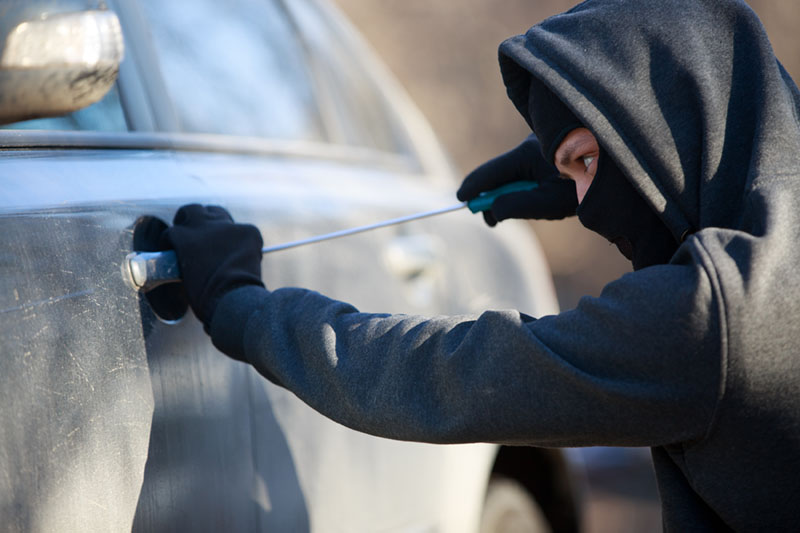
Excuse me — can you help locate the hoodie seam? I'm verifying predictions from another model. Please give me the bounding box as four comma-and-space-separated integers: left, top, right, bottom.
686, 239, 730, 447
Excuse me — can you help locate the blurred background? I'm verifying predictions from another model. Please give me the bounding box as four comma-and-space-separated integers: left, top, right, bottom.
331, 1, 800, 531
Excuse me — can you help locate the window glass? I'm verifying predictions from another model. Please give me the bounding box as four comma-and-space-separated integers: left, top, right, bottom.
0, 84, 127, 131
138, 0, 326, 142
286, 0, 408, 154
137, 0, 410, 155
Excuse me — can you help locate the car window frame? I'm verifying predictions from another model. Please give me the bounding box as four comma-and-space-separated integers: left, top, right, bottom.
0, 0, 442, 178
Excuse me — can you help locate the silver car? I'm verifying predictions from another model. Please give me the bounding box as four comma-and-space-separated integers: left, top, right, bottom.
0, 0, 581, 531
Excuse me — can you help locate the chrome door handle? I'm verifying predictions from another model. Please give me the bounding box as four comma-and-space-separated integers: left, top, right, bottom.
382, 235, 441, 279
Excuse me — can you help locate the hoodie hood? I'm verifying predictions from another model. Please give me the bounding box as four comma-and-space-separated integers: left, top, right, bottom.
498, 0, 800, 242
526, 75, 583, 163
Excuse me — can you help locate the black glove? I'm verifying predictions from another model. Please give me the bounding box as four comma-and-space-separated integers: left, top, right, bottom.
457, 135, 578, 226
161, 204, 264, 330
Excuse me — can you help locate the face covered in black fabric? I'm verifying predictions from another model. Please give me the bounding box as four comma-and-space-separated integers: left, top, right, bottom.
576, 147, 680, 270
527, 78, 679, 270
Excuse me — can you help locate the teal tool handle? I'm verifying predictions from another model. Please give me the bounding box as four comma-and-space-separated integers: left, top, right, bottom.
466, 181, 539, 213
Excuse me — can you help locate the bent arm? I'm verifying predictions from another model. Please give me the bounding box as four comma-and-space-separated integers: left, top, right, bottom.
210, 257, 722, 448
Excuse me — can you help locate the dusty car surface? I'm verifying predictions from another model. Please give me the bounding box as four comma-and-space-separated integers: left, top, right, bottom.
0, 0, 581, 531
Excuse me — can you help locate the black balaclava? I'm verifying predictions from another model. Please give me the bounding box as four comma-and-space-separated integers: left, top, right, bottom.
577, 147, 679, 270
527, 77, 679, 270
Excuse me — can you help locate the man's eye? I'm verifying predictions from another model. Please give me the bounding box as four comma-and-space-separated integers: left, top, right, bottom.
582, 156, 595, 170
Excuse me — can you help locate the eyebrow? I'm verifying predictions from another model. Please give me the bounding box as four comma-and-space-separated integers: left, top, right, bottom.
557, 145, 578, 169
556, 135, 596, 169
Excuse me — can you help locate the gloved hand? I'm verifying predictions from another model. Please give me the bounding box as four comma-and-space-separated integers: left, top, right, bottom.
457, 135, 578, 226
161, 204, 264, 331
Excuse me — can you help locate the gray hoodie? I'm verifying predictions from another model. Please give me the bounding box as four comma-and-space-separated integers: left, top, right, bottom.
211, 0, 800, 529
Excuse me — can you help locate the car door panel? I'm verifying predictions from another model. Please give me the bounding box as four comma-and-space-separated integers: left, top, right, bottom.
1, 144, 511, 530
0, 207, 152, 531
0, 0, 570, 527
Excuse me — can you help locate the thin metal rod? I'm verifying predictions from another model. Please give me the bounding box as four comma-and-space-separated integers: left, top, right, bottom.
261, 203, 467, 253
127, 202, 469, 292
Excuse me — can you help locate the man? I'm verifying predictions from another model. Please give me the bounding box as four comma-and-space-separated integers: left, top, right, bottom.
164, 0, 800, 529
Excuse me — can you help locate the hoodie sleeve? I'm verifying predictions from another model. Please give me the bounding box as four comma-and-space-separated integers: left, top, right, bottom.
209, 248, 722, 448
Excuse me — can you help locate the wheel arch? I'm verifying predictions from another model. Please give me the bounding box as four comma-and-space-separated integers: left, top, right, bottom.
490, 445, 583, 533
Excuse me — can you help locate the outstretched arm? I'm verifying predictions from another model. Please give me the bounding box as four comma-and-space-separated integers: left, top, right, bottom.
165, 203, 723, 448
210, 252, 722, 448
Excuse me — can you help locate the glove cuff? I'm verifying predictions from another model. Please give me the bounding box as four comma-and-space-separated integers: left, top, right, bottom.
209, 284, 270, 362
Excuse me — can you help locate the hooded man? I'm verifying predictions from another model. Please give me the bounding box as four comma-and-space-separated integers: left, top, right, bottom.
164, 0, 800, 529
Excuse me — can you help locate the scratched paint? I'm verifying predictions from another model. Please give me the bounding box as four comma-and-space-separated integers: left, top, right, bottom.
0, 211, 153, 531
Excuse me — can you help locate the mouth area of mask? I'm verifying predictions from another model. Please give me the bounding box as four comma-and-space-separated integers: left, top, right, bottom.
576, 147, 679, 270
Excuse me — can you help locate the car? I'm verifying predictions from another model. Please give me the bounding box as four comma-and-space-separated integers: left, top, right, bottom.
0, 0, 582, 531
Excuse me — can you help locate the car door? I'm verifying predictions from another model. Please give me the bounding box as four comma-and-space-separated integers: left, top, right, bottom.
0, 0, 559, 531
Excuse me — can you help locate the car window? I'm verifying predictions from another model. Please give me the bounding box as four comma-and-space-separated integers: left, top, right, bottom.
0, 83, 128, 132
284, 0, 407, 154
137, 0, 410, 155
138, 0, 326, 143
